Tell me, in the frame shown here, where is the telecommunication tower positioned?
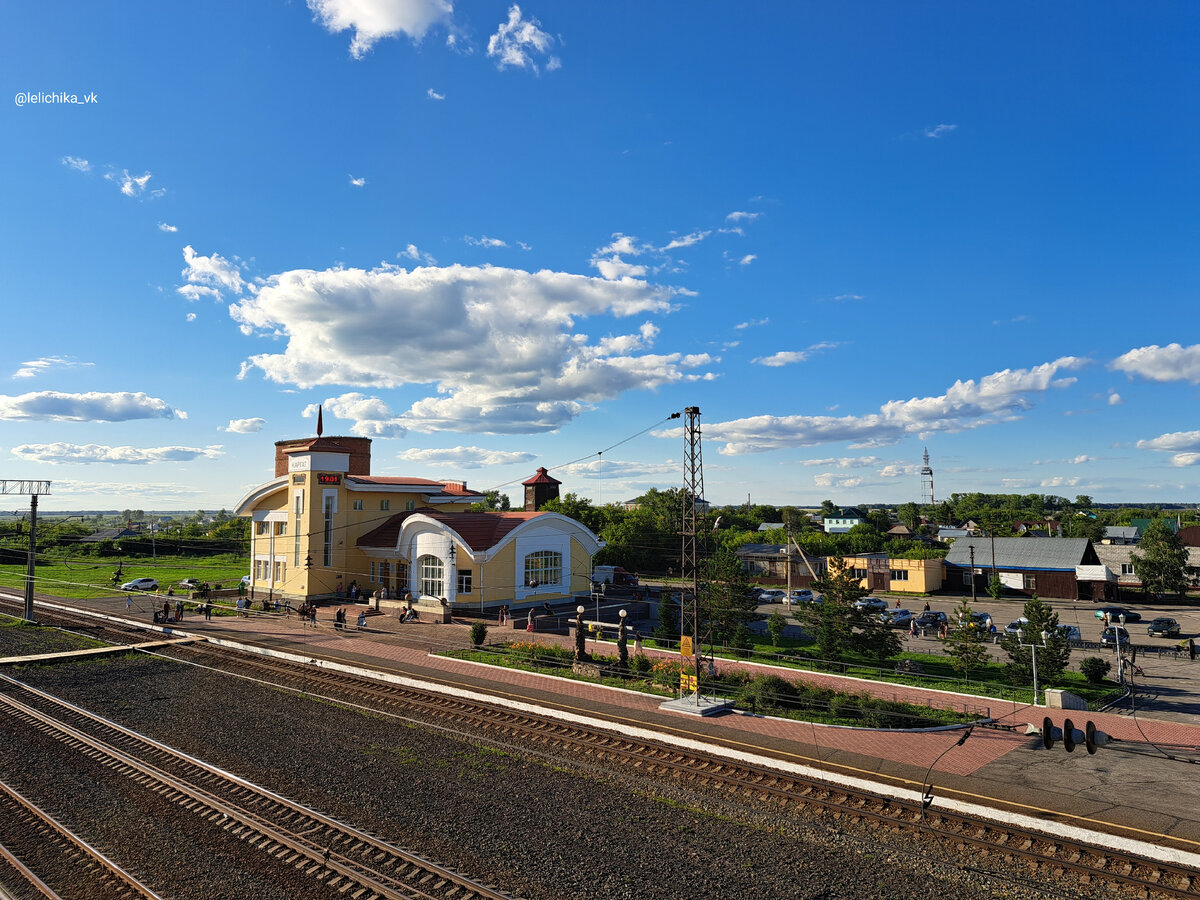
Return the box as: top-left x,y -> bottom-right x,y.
920,447 -> 935,507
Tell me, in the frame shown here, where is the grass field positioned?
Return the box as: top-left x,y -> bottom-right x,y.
0,554 -> 250,600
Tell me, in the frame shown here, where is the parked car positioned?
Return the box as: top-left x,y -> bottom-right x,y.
1094,606 -> 1141,623
1100,626 -> 1130,647
854,596 -> 889,611
787,589 -> 815,604
1056,624 -> 1081,642
759,589 -> 787,602
120,577 -> 159,592
1147,617 -> 1181,638
958,612 -> 991,630
881,608 -> 913,628
178,578 -> 202,590
913,611 -> 948,630
240,575 -> 251,585
1004,617 -> 1030,636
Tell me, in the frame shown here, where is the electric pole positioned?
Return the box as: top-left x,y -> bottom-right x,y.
1,481 -> 51,622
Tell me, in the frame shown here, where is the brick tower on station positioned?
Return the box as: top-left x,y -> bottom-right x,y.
522,467 -> 561,511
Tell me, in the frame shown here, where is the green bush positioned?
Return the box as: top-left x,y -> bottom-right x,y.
470,621 -> 488,647
741,674 -> 799,712
1079,656 -> 1111,684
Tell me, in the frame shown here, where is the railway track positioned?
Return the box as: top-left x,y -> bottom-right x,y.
0,776 -> 163,900
5,595 -> 1200,898
0,674 -> 514,900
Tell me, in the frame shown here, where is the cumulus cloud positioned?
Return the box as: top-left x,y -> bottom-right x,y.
735,318 -> 768,330
158,222 -> 178,232
232,262 -> 702,434
221,417 -> 266,434
464,235 -> 507,248
877,462 -> 920,478
487,4 -> 559,73
738,254 -> 757,266
1040,476 -> 1081,488
181,245 -> 245,295
397,445 -> 536,469
11,443 -> 223,465
813,473 -> 864,489
308,0 -> 453,58
13,356 -> 93,379
1108,392 -> 1123,405
349,175 -> 366,187
0,391 -> 182,422
185,312 -> 197,322
1169,452 -> 1200,467
924,123 -> 957,138
61,155 -> 91,172
177,284 -> 222,302
106,169 -> 154,197
671,357 -> 1086,455
751,342 -> 837,368
1111,342 -> 1200,384
1137,431 -> 1200,453
726,211 -> 759,223
427,88 -> 445,100
397,243 -> 436,264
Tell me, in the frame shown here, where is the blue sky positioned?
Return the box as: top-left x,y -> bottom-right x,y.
2,2 -> 1198,511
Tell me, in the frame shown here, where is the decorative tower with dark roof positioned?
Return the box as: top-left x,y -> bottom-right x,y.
522,467 -> 561,511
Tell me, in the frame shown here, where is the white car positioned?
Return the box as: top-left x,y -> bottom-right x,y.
758,589 -> 786,602
120,577 -> 159,591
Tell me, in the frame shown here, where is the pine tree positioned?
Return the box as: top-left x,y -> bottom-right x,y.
998,594 -> 1071,685
944,598 -> 989,681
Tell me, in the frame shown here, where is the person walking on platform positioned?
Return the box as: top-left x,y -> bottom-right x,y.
335,608 -> 346,631
175,598 -> 184,622
126,592 -> 133,610
203,601 -> 213,621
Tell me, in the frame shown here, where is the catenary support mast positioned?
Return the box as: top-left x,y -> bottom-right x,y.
1,481 -> 51,622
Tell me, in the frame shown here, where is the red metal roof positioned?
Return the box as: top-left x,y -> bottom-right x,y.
522,466 -> 561,486
357,510 -> 546,552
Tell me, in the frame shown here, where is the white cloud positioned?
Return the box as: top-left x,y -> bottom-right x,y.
1108,391 -> 1122,405
1170,452 -> 1200,467
751,342 -> 837,368
487,4 -> 559,73
177,284 -> 222,302
427,88 -> 445,100
13,356 -> 93,379
464,235 -> 508,248
1111,342 -> 1200,384
675,357 -> 1086,455
0,391 -> 182,422
181,245 -> 245,295
734,318 -> 768,330
924,123 -> 957,138
349,175 -> 366,187
1137,431 -> 1200,453
1069,454 -> 1094,464
661,230 -> 711,250
232,262 -> 703,434
221,417 -> 266,434
739,254 -> 756,266
397,445 -> 536,469
397,243 -> 437,264
307,0 -> 453,59
105,169 -> 154,197
832,293 -> 864,302
185,312 -> 197,322
158,222 -> 178,232
1040,476 -> 1081,488
725,211 -> 759,223
813,473 -> 864,489
61,155 -> 91,172
11,443 -> 223,465
877,462 -> 920,477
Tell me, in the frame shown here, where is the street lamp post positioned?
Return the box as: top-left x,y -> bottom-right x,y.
1019,628 -> 1051,706
1116,613 -> 1126,683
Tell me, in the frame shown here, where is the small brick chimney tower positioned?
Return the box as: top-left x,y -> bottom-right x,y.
522,467 -> 561,511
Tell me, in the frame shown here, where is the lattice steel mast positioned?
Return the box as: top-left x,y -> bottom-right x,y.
2,480 -> 51,622
680,407 -> 705,696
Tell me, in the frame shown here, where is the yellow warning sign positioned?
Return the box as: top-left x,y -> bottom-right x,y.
680,636 -> 693,656
679,673 -> 698,692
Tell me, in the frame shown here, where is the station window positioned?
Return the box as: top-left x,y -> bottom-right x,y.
256,521 -> 269,536
851,568 -> 868,580
370,561 -> 377,582
889,569 -> 909,581
405,500 -> 415,511
274,521 -> 286,536
381,499 -> 390,511
524,550 -> 562,588
417,554 -> 444,597
294,490 -> 304,516
353,499 -> 364,511
458,570 -> 473,594
1023,574 -> 1037,591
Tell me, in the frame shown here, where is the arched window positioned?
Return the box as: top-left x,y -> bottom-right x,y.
524,550 -> 562,588
417,554 -> 444,598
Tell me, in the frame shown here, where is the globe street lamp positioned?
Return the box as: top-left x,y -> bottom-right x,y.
1116,613 -> 1126,683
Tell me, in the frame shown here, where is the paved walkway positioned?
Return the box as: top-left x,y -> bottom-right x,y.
19,591 -> 1200,848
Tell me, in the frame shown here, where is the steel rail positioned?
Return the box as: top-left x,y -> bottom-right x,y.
0,680 -> 513,900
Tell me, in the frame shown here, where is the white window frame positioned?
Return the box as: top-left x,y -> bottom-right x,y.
417,554 -> 444,598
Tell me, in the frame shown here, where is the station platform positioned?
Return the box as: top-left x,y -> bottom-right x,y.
16,591 -> 1200,858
